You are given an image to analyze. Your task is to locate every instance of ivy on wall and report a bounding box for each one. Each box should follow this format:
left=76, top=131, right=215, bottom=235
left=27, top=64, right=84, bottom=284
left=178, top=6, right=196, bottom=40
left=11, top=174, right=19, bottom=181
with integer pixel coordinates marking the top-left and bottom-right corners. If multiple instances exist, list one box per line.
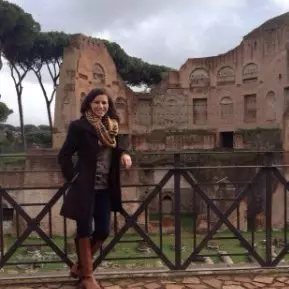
left=235, top=127, right=282, bottom=150
left=145, top=129, right=216, bottom=143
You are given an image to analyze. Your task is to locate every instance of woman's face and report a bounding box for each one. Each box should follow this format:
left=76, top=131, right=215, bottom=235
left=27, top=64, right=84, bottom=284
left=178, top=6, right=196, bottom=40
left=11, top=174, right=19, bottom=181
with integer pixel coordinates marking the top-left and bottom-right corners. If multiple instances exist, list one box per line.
left=90, top=94, right=109, bottom=118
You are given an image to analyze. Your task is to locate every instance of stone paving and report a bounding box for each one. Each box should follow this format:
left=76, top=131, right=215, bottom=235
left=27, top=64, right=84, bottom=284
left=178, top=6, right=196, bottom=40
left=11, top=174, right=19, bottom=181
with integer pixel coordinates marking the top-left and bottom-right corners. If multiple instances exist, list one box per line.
left=2, top=271, right=289, bottom=289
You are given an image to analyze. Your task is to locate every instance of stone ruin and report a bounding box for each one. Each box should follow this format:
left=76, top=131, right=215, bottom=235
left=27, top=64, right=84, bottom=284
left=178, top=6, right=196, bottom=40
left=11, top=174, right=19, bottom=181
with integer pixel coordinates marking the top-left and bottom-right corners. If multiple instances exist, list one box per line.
left=53, top=13, right=289, bottom=153
left=50, top=12, right=289, bottom=232
left=3, top=12, right=289, bottom=238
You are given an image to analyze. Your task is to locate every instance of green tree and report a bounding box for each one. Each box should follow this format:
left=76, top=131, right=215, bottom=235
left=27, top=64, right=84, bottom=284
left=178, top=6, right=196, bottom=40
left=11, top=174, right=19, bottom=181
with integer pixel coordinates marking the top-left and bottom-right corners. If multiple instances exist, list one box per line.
left=30, top=31, right=71, bottom=135
left=2, top=2, right=40, bottom=151
left=38, top=125, right=50, bottom=131
left=0, top=101, right=13, bottom=122
left=7, top=59, right=31, bottom=151
left=24, top=124, right=38, bottom=133
left=103, top=40, right=171, bottom=86
left=0, top=1, right=40, bottom=69
left=1, top=124, right=16, bottom=131
left=6, top=129, right=15, bottom=144
left=26, top=130, right=52, bottom=148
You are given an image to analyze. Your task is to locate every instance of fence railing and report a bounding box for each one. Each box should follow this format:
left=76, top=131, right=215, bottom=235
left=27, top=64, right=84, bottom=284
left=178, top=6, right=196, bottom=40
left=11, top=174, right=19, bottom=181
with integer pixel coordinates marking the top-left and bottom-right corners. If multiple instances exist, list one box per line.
left=0, top=150, right=289, bottom=272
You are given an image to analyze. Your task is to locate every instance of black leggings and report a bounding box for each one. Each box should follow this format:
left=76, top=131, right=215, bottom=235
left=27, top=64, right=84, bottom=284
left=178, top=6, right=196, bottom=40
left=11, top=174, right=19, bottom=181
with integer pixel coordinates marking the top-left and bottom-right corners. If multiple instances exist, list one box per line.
left=76, top=189, right=111, bottom=242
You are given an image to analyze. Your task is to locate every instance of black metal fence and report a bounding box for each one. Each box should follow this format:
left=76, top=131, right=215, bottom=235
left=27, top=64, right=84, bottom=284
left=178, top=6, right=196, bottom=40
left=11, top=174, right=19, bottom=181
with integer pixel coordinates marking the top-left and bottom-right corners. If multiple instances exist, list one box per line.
left=0, top=151, right=289, bottom=272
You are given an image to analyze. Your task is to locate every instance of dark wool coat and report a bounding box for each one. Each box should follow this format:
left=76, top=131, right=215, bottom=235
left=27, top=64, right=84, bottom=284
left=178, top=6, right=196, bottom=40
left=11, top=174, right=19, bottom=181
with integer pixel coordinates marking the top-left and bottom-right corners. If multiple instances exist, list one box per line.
left=58, top=117, right=125, bottom=221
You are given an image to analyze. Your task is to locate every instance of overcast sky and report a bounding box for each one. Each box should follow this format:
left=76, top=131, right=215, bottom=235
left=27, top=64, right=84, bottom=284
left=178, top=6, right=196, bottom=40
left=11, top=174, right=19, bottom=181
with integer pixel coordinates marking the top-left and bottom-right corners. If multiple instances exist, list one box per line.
left=1, top=0, right=289, bottom=126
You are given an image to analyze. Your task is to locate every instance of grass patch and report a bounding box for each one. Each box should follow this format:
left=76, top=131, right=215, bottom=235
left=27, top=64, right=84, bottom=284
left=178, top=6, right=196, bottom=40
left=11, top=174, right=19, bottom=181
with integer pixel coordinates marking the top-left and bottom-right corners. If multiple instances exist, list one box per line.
left=1, top=228, right=289, bottom=272
left=0, top=214, right=287, bottom=271
left=0, top=153, right=26, bottom=165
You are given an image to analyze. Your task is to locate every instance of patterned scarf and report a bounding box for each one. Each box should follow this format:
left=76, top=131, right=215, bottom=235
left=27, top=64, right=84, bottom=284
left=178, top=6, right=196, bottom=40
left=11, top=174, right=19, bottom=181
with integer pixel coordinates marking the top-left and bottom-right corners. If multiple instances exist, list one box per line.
left=85, top=110, right=118, bottom=148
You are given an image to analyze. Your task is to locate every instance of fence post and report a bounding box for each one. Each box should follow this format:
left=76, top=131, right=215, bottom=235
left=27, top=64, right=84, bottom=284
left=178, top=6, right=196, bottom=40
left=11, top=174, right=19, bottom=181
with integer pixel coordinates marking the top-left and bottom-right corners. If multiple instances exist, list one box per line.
left=0, top=189, right=3, bottom=259
left=174, top=153, right=181, bottom=269
left=264, top=152, right=273, bottom=266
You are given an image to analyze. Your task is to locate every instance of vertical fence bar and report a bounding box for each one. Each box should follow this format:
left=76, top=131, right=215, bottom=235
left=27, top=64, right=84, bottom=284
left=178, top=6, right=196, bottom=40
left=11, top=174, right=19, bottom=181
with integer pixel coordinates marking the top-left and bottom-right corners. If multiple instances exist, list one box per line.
left=174, top=153, right=181, bottom=269
left=159, top=189, right=163, bottom=252
left=16, top=211, right=20, bottom=238
left=0, top=191, right=3, bottom=258
left=48, top=207, right=52, bottom=238
left=284, top=185, right=288, bottom=245
left=63, top=193, right=68, bottom=256
left=144, top=205, right=149, bottom=234
left=113, top=211, right=118, bottom=235
left=63, top=216, right=68, bottom=256
left=265, top=152, right=273, bottom=266
left=193, top=189, right=197, bottom=250
left=237, top=204, right=240, bottom=231
left=251, top=207, right=255, bottom=260
left=207, top=204, right=210, bottom=232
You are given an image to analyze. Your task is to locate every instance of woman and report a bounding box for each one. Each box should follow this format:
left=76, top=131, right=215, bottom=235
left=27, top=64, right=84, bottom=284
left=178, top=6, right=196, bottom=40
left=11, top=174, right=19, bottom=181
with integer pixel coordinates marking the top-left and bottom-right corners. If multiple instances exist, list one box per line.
left=58, top=88, right=132, bottom=289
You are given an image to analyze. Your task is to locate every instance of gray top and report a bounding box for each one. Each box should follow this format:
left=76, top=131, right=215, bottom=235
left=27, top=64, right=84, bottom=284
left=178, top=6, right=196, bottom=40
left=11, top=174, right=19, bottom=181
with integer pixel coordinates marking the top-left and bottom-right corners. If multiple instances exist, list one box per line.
left=94, top=147, right=112, bottom=190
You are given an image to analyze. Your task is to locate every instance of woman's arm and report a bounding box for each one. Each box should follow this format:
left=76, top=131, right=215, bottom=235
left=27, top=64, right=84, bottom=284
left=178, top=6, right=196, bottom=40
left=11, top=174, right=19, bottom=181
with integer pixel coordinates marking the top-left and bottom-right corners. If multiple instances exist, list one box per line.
left=115, top=136, right=132, bottom=169
left=58, top=121, right=80, bottom=181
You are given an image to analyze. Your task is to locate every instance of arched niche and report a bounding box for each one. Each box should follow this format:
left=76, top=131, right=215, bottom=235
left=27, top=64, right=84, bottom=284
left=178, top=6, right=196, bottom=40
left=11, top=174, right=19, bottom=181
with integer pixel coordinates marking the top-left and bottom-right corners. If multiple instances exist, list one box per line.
left=217, top=66, right=235, bottom=85
left=220, top=97, right=233, bottom=120
left=115, top=97, right=127, bottom=124
left=265, top=91, right=276, bottom=122
left=189, top=68, right=210, bottom=87
left=242, top=63, right=258, bottom=83
left=162, top=194, right=173, bottom=215
left=80, top=92, right=86, bottom=104
left=92, top=63, right=105, bottom=84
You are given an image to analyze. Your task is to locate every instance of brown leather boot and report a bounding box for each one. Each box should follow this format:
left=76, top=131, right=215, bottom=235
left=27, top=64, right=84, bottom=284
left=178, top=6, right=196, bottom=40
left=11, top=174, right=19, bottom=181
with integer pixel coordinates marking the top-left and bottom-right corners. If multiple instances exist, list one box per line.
left=70, top=238, right=101, bottom=279
left=78, top=237, right=101, bottom=289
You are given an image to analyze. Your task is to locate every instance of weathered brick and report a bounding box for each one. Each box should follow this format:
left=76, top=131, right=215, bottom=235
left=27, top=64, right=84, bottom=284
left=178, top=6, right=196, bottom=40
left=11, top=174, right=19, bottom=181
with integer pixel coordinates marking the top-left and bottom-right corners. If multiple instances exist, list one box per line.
left=144, top=282, right=161, bottom=289
left=243, top=283, right=256, bottom=289
left=276, top=277, right=288, bottom=283
left=202, top=278, right=222, bottom=289
left=160, top=281, right=177, bottom=284
left=251, top=282, right=265, bottom=288
left=182, top=277, right=200, bottom=284
left=127, top=282, right=147, bottom=288
left=253, top=276, right=274, bottom=284
left=165, top=285, right=184, bottom=289
left=114, top=279, right=135, bottom=286
left=222, top=285, right=244, bottom=289
left=101, top=281, right=115, bottom=287
left=233, top=277, right=252, bottom=283
left=224, top=281, right=242, bottom=285
left=217, top=276, right=232, bottom=281
left=273, top=282, right=287, bottom=287
left=187, top=285, right=209, bottom=289
left=105, top=286, right=121, bottom=289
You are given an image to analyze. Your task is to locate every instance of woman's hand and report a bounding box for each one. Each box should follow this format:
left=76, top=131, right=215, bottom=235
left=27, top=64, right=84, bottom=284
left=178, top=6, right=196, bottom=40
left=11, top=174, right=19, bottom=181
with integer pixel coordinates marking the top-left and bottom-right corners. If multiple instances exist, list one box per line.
left=121, top=153, right=132, bottom=169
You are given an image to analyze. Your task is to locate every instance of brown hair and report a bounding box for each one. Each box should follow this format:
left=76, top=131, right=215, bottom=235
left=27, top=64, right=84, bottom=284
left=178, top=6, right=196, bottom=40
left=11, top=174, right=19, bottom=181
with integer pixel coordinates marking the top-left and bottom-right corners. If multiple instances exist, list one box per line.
left=80, top=88, right=120, bottom=122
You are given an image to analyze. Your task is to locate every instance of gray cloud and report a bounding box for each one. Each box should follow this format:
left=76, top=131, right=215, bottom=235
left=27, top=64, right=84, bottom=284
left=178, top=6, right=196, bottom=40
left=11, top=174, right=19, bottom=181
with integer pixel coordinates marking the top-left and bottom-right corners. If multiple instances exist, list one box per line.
left=8, top=0, right=286, bottom=68
left=2, top=0, right=288, bottom=125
